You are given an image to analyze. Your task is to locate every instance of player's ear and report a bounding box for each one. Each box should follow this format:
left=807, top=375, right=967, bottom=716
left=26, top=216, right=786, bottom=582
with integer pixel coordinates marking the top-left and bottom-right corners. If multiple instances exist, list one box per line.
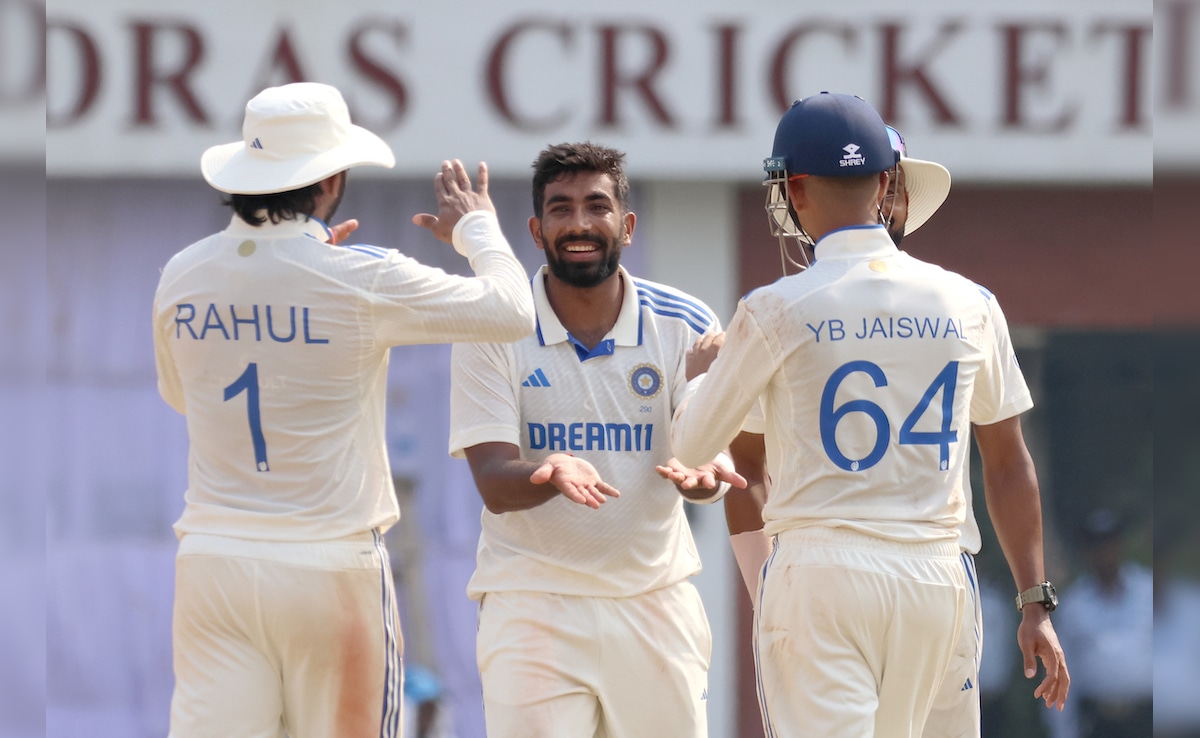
left=317, top=171, right=344, bottom=196
left=528, top=216, right=545, bottom=250
left=785, top=177, right=808, bottom=212
left=620, top=211, right=636, bottom=245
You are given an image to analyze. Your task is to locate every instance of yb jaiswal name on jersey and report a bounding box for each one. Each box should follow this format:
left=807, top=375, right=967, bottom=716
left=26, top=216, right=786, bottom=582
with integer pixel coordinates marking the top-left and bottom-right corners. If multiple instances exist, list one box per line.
left=807, top=315, right=967, bottom=343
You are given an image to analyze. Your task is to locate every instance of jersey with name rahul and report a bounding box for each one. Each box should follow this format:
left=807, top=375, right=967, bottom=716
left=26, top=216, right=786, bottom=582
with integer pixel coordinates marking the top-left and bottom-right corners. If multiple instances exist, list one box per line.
left=450, top=265, right=719, bottom=600
left=154, top=212, right=532, bottom=542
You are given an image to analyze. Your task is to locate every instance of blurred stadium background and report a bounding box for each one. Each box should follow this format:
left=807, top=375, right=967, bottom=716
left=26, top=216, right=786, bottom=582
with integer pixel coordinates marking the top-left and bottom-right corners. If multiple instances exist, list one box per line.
left=0, top=0, right=1182, bottom=736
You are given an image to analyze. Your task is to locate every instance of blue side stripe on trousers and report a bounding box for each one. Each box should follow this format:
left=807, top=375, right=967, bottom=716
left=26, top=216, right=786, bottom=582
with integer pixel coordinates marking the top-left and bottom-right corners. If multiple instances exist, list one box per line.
left=373, top=530, right=403, bottom=738
left=754, top=537, right=780, bottom=738
left=962, top=551, right=982, bottom=672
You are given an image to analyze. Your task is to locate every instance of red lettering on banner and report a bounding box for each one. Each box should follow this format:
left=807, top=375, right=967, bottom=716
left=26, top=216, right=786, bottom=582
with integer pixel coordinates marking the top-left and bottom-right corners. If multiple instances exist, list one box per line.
left=712, top=23, right=740, bottom=128
left=486, top=20, right=572, bottom=131
left=244, top=27, right=310, bottom=95
left=131, top=21, right=208, bottom=126
left=348, top=21, right=410, bottom=130
left=40, top=8, right=1154, bottom=172
left=769, top=23, right=857, bottom=113
left=46, top=19, right=100, bottom=126
left=1163, top=1, right=1193, bottom=108
left=1000, top=23, right=1076, bottom=132
left=3, top=1, right=45, bottom=103
left=1090, top=21, right=1151, bottom=128
left=881, top=22, right=963, bottom=125
left=598, top=25, right=673, bottom=127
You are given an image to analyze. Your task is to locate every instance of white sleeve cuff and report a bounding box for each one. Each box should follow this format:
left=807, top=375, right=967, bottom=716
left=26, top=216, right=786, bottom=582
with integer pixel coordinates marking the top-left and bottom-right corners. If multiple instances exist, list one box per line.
left=451, top=210, right=512, bottom=265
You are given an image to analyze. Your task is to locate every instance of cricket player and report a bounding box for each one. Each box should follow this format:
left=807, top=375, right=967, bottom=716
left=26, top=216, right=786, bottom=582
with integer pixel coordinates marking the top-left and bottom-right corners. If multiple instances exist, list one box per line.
left=671, top=93, right=1069, bottom=737
left=448, top=142, right=745, bottom=738
left=153, top=82, right=535, bottom=738
left=722, top=123, right=953, bottom=604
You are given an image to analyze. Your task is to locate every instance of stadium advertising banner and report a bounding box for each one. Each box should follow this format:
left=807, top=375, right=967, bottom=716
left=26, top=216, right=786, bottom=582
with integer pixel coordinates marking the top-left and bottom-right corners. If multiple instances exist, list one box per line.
left=40, top=0, right=1162, bottom=181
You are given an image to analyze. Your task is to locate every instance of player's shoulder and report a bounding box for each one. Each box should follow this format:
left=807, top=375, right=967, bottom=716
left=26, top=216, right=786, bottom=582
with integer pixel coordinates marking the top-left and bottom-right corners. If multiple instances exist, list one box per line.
left=738, top=270, right=816, bottom=314
left=629, top=275, right=718, bottom=334
left=156, top=232, right=223, bottom=289
left=903, top=253, right=1001, bottom=306
left=338, top=242, right=399, bottom=262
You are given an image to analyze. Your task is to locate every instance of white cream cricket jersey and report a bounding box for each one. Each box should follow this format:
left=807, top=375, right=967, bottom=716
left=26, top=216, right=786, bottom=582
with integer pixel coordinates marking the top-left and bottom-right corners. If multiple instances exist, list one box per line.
left=154, top=211, right=535, bottom=542
left=742, top=404, right=984, bottom=553
left=449, top=265, right=720, bottom=599
left=672, top=225, right=1032, bottom=543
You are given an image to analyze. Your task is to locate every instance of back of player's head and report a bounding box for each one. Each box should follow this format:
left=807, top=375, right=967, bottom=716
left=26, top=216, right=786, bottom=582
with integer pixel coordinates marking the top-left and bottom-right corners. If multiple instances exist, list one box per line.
left=531, top=142, right=630, bottom=219
left=764, top=93, right=898, bottom=182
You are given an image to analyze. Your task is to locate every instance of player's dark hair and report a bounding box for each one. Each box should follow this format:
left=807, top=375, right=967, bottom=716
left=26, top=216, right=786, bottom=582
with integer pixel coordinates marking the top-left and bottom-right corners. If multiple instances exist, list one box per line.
left=224, top=183, right=323, bottom=226
left=531, top=142, right=630, bottom=219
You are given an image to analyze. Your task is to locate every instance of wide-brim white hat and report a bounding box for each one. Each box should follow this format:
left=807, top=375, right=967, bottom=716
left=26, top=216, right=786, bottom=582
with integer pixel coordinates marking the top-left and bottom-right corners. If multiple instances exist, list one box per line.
left=201, top=82, right=395, bottom=195
left=899, top=155, right=951, bottom=236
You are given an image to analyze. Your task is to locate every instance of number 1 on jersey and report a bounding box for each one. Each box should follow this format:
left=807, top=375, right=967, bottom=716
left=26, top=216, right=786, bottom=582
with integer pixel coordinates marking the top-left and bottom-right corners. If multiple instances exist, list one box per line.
left=224, top=362, right=269, bottom=472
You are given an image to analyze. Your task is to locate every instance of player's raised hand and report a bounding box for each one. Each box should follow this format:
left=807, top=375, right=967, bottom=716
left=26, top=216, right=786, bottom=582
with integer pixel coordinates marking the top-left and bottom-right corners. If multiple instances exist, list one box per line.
left=326, top=219, right=360, bottom=245
left=413, top=159, right=495, bottom=245
left=1018, top=609, right=1070, bottom=711
left=686, top=330, right=725, bottom=380
left=529, top=453, right=620, bottom=509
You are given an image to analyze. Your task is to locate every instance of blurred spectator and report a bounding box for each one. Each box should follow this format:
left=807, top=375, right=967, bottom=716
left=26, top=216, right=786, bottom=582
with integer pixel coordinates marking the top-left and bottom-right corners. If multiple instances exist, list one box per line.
left=1153, top=528, right=1200, bottom=738
left=1044, top=509, right=1152, bottom=738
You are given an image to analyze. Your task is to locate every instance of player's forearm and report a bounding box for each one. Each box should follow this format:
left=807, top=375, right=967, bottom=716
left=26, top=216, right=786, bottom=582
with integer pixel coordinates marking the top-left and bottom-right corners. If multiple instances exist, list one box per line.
left=474, top=460, right=564, bottom=514
left=671, top=381, right=746, bottom=470
left=981, top=438, right=1047, bottom=590
left=470, top=250, right=537, bottom=332
left=726, top=431, right=768, bottom=535
left=453, top=211, right=537, bottom=342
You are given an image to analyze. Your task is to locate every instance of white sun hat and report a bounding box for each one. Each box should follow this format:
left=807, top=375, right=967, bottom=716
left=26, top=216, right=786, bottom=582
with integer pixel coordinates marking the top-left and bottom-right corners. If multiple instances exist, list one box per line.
left=201, top=82, right=396, bottom=195
left=886, top=125, right=951, bottom=236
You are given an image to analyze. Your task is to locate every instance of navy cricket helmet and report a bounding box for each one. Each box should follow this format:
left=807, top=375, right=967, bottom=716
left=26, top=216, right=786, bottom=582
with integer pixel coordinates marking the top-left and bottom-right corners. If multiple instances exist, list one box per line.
left=762, top=92, right=898, bottom=273
left=764, top=92, right=898, bottom=180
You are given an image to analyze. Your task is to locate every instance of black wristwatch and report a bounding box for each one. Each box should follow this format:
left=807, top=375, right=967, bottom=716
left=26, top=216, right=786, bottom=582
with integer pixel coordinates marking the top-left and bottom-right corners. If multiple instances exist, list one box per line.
left=1015, top=581, right=1058, bottom=612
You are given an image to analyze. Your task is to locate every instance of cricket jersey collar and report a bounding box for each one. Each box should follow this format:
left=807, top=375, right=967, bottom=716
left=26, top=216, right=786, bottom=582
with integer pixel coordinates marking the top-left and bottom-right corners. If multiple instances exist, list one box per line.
left=223, top=212, right=333, bottom=242
left=812, top=224, right=897, bottom=261
left=533, top=265, right=642, bottom=359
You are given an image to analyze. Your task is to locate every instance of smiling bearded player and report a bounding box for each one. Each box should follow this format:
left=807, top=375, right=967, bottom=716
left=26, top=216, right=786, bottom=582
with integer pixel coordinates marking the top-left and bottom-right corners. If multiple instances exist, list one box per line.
left=447, top=141, right=746, bottom=738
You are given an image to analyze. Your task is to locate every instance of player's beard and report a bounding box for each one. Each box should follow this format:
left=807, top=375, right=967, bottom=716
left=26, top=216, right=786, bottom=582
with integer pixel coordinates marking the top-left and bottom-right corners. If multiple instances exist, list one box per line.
left=542, top=231, right=623, bottom=288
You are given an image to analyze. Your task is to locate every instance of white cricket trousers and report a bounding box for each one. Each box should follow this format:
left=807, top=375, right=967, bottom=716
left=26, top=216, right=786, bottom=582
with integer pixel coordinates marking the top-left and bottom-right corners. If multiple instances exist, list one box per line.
left=923, top=551, right=984, bottom=738
left=169, top=531, right=404, bottom=738
left=755, top=527, right=966, bottom=738
left=477, top=581, right=712, bottom=738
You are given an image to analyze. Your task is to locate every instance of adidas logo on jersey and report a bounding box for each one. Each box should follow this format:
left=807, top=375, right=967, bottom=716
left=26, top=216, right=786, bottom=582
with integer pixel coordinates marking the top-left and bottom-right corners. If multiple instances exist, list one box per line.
left=250, top=137, right=264, bottom=150
left=961, top=678, right=974, bottom=692
left=522, top=368, right=551, bottom=387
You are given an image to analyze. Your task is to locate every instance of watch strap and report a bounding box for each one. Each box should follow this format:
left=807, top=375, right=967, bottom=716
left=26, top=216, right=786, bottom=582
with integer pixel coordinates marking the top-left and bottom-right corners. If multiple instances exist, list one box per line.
left=1015, top=582, right=1056, bottom=611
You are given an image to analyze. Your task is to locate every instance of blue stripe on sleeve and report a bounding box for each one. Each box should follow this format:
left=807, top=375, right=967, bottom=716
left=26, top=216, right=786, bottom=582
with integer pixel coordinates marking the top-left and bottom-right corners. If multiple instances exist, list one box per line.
left=345, top=244, right=391, bottom=260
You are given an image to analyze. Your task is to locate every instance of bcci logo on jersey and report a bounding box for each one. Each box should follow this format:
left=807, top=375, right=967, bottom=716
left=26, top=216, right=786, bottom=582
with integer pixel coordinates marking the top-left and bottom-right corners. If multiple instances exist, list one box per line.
left=629, top=364, right=663, bottom=399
